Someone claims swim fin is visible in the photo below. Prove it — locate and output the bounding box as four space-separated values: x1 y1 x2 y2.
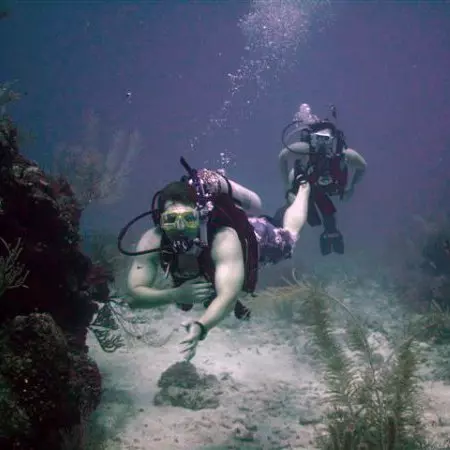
320 231 345 255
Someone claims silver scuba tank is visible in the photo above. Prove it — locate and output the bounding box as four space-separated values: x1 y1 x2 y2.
197 168 262 216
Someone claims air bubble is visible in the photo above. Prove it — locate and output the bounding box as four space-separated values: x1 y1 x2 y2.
189 0 330 159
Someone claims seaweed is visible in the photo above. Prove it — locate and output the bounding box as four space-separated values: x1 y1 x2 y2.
288 271 444 450
0 236 29 298
88 296 179 353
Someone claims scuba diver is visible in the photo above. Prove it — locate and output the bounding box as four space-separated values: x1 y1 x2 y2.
118 158 310 361
274 103 367 255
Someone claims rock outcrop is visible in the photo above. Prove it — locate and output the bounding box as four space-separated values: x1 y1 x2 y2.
0 117 104 449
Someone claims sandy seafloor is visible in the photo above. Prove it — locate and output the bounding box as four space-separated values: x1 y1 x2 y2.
85 279 450 450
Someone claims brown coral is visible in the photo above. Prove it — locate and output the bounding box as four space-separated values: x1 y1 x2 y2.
0 314 102 450
0 116 104 448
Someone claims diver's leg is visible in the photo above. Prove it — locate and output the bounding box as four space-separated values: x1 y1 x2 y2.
270 204 288 228
282 181 310 240
321 213 345 255
323 213 337 233
307 190 322 227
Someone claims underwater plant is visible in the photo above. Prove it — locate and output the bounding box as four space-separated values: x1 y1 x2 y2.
0 80 23 114
0 237 29 298
88 292 179 354
52 111 142 209
288 272 444 450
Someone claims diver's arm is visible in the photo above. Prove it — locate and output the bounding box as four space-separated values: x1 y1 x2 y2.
344 148 367 187
279 147 292 191
127 229 181 308
196 227 245 332
278 142 310 191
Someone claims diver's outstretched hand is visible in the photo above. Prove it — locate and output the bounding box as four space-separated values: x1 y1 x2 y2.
179 320 203 361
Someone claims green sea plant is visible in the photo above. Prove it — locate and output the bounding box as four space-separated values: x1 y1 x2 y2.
288 272 444 450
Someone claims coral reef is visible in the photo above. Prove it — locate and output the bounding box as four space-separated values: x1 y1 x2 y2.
0 116 104 449
0 314 101 449
0 81 23 114
0 116 104 342
0 236 29 297
154 362 221 410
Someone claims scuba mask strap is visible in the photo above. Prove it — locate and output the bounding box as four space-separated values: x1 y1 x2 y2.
180 157 212 247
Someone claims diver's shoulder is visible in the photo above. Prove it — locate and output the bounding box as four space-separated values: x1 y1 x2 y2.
136 227 162 253
211 226 240 244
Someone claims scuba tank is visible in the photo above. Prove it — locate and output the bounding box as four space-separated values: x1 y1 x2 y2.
194 168 262 216
281 104 346 155
278 104 348 195
282 103 319 153
294 103 320 124
180 158 262 246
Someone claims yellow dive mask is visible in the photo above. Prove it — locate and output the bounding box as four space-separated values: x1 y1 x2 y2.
160 209 200 238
